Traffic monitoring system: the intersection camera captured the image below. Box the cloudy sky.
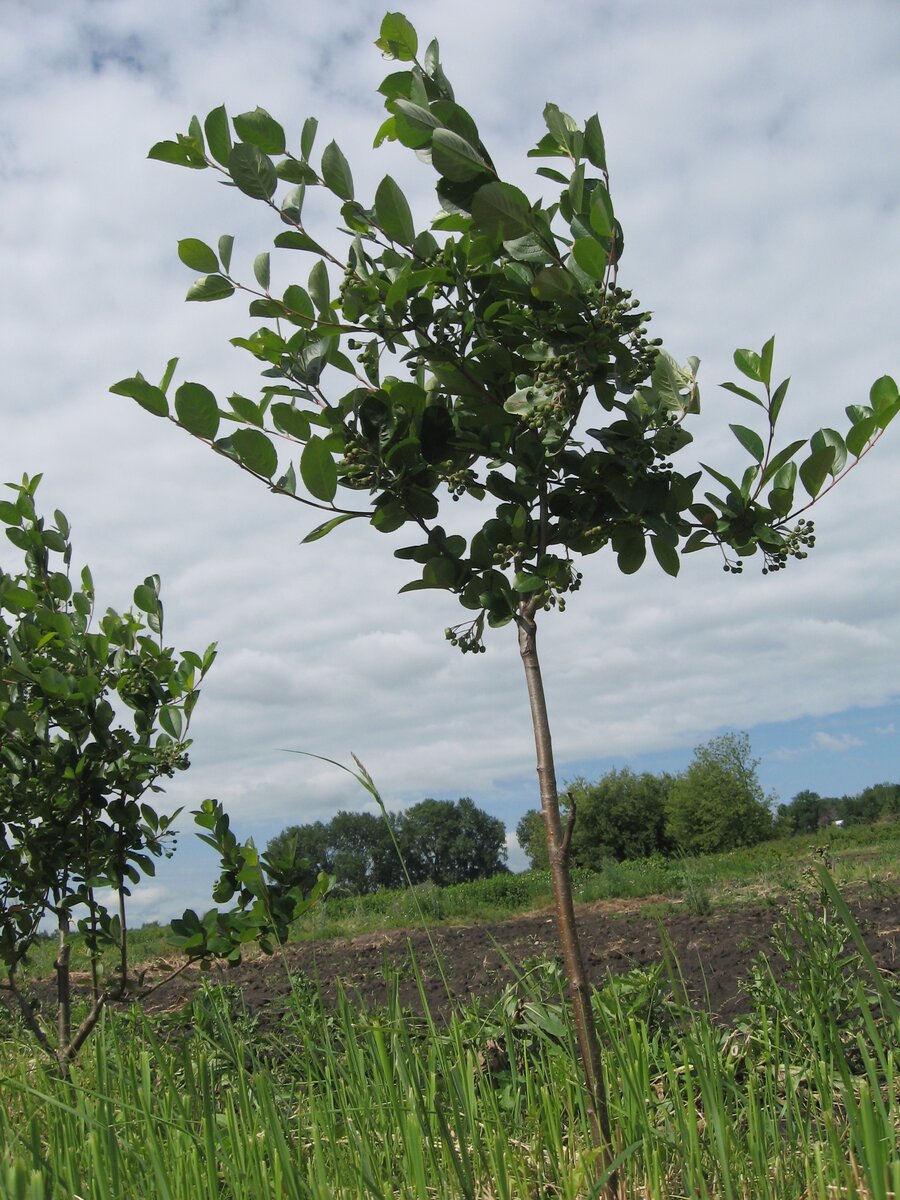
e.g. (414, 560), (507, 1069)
(2, 0), (898, 923)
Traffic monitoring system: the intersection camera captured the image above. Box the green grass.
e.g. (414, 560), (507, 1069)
(1, 886), (897, 1198)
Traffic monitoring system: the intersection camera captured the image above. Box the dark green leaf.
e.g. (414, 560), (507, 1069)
(300, 437), (337, 502)
(375, 175), (416, 244)
(583, 114), (606, 170)
(186, 274), (235, 302)
(233, 106), (286, 155)
(229, 143), (277, 199)
(274, 230), (327, 256)
(231, 429), (278, 478)
(571, 237), (607, 280)
(302, 513), (357, 543)
(616, 530), (646, 575)
(759, 335), (775, 387)
(178, 238), (219, 273)
(769, 376), (790, 424)
(798, 446), (835, 498)
(390, 99), (441, 149)
(39, 666), (71, 696)
(253, 252), (270, 291)
(729, 424), (765, 464)
(471, 181), (532, 241)
(651, 536), (680, 576)
(271, 403), (310, 440)
(810, 428), (847, 476)
(148, 139), (207, 169)
(301, 116), (318, 160)
(204, 105), (232, 166)
(870, 375), (899, 413)
(133, 583), (158, 613)
(282, 285), (315, 324)
(174, 382), (219, 439)
(376, 12), (418, 61)
(276, 159), (318, 184)
(719, 381), (765, 407)
(589, 187), (614, 237)
(218, 235), (234, 272)
(733, 349), (763, 382)
(308, 260), (330, 315)
(321, 141), (354, 200)
(531, 266), (576, 302)
(513, 572), (545, 593)
(760, 439), (805, 486)
(431, 128), (491, 182)
(110, 375), (169, 418)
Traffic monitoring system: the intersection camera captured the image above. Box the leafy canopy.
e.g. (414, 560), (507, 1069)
(114, 12), (898, 652)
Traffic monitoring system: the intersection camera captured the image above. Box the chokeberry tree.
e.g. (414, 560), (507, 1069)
(0, 474), (215, 1073)
(113, 11), (898, 1186)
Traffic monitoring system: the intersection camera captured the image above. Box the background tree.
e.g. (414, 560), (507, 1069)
(518, 768), (672, 869)
(0, 475), (215, 1073)
(266, 796), (506, 894)
(775, 789), (824, 836)
(399, 796), (507, 886)
(115, 11), (897, 1183)
(665, 731), (773, 854)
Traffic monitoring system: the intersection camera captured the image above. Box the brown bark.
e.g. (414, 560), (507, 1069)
(517, 607), (619, 1198)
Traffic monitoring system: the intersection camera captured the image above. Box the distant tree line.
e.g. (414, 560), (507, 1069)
(773, 783), (900, 835)
(266, 797), (507, 896)
(517, 731), (899, 869)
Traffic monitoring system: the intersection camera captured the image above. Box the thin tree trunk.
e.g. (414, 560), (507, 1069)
(517, 607), (619, 1198)
(55, 908), (72, 1077)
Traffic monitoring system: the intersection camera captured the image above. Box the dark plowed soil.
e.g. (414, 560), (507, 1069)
(134, 889), (900, 1029)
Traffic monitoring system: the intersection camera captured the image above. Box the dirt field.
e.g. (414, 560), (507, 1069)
(136, 888), (900, 1029)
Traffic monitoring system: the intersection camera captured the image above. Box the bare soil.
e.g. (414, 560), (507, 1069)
(132, 888), (900, 1029)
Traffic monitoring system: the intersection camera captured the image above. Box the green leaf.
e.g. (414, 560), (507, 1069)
(542, 103), (578, 154)
(133, 583), (158, 613)
(282, 284), (315, 325)
(177, 238), (219, 273)
(147, 139), (207, 169)
(271, 403), (310, 440)
(231, 428), (278, 478)
(719, 381), (765, 407)
(390, 99), (441, 149)
(531, 266), (576, 302)
(759, 335), (775, 386)
(375, 12), (418, 61)
(218, 235), (234, 272)
(302, 512), (358, 543)
(589, 187), (614, 238)
(110, 375), (169, 418)
(233, 107), (286, 155)
(300, 437), (337, 502)
(274, 230), (327, 256)
(159, 706), (184, 740)
(769, 376), (790, 424)
(810, 428), (847, 476)
(513, 571), (545, 594)
(760, 439), (806, 486)
(471, 181), (533, 241)
(870, 375), (899, 413)
(615, 530), (646, 575)
(374, 175), (415, 244)
(651, 536), (680, 576)
(253, 251), (271, 291)
(729, 424), (765, 464)
(583, 114), (606, 170)
(300, 116), (318, 160)
(321, 141), (354, 200)
(431, 128), (490, 182)
(174, 382), (219, 439)
(308, 260), (330, 315)
(798, 445), (835, 498)
(571, 237), (607, 280)
(204, 105), (232, 166)
(39, 666), (71, 696)
(228, 143), (277, 199)
(849, 422), (878, 458)
(159, 357), (179, 395)
(186, 274), (235, 302)
(733, 349), (763, 382)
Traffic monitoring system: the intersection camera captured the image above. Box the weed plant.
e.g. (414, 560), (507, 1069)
(1, 880), (897, 1199)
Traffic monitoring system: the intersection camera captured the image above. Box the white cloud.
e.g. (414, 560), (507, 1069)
(811, 732), (865, 753)
(3, 0), (899, 922)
